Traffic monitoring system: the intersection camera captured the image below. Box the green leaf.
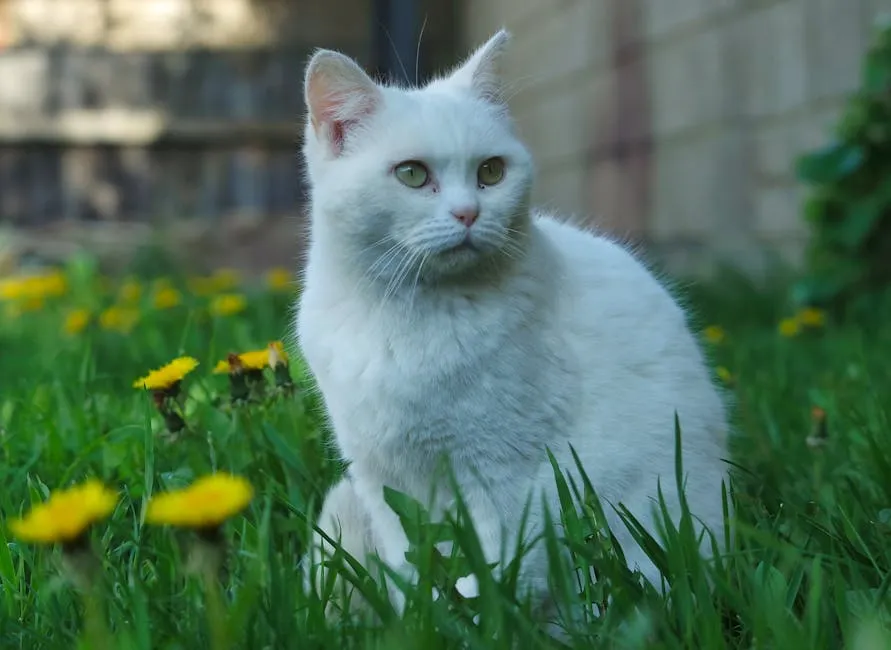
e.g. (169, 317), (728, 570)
(802, 193), (837, 224)
(753, 561), (789, 611)
(863, 50), (891, 93)
(382, 485), (431, 548)
(837, 196), (883, 249)
(796, 144), (864, 184)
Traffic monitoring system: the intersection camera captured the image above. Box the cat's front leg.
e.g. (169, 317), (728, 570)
(350, 471), (415, 613)
(304, 475), (377, 615)
(452, 486), (508, 599)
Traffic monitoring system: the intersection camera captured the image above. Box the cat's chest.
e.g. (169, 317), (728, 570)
(297, 289), (546, 468)
(300, 294), (457, 393)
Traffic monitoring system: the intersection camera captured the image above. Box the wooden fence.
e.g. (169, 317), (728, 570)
(0, 0), (460, 271)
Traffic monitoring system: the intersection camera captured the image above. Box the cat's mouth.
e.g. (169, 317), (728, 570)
(448, 229), (484, 252)
(426, 232), (487, 261)
(453, 238), (479, 252)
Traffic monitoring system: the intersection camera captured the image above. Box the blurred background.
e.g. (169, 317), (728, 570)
(0, 0), (887, 282)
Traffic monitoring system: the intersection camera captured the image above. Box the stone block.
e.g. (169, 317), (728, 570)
(752, 184), (808, 238)
(806, 0), (866, 101)
(649, 131), (749, 239)
(753, 103), (844, 181)
(586, 147), (652, 238)
(466, 0), (587, 45)
(866, 0), (891, 28)
(591, 56), (652, 151)
(504, 1), (604, 96)
(7, 0), (106, 46)
(533, 157), (589, 221)
(648, 26), (729, 136)
(757, 234), (808, 268)
(642, 0), (704, 39)
(514, 74), (601, 166)
(731, 0), (809, 118)
(0, 50), (50, 114)
(641, 0), (738, 40)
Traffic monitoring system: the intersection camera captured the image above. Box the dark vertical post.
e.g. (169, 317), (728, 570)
(373, 0), (419, 85)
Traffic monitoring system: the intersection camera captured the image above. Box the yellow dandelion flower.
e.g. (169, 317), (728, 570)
(133, 356), (200, 390)
(212, 341), (288, 374)
(63, 309), (91, 335)
(99, 305), (140, 333)
(267, 341), (288, 368)
(43, 272), (67, 297)
(187, 276), (214, 296)
(211, 268), (240, 291)
(778, 317), (801, 338)
(213, 359), (232, 374)
(266, 267), (293, 292)
(189, 269), (240, 296)
(797, 307), (826, 328)
(703, 325), (725, 345)
(8, 479), (117, 544)
(153, 287), (182, 310)
(145, 473), (253, 529)
(0, 277), (21, 300)
(119, 279), (142, 304)
(212, 351), (263, 374)
(209, 293), (246, 317)
(20, 296), (44, 313)
(0, 271), (66, 303)
(238, 349), (270, 371)
(269, 341), (293, 389)
(716, 366), (732, 384)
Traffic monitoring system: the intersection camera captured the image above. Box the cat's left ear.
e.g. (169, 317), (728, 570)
(304, 50), (381, 156)
(446, 29), (511, 103)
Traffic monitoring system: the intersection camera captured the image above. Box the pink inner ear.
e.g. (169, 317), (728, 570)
(312, 87), (375, 155)
(331, 121), (346, 153)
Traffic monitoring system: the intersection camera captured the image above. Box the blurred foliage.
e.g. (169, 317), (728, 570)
(795, 19), (891, 317)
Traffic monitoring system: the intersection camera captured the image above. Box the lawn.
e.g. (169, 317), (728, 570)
(0, 259), (889, 649)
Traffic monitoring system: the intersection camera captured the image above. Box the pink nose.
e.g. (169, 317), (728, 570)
(451, 207), (479, 227)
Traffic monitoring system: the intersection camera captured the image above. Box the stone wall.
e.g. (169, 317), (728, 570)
(463, 0), (891, 275)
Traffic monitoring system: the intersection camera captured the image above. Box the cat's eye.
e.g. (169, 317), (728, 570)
(394, 161), (430, 188)
(477, 157), (505, 187)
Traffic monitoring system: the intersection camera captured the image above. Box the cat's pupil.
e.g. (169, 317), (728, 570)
(478, 157), (505, 187)
(395, 161), (429, 188)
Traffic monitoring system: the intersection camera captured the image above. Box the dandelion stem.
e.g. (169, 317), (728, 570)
(202, 564), (229, 650)
(61, 544), (112, 650)
(82, 586), (113, 650)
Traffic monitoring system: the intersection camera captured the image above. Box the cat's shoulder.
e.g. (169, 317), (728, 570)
(532, 212), (655, 280)
(531, 211), (684, 319)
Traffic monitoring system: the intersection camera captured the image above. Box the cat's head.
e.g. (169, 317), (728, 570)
(302, 30), (534, 286)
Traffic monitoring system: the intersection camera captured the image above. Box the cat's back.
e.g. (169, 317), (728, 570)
(532, 213), (690, 352)
(532, 212), (727, 484)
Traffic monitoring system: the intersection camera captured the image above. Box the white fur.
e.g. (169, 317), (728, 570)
(297, 30), (730, 615)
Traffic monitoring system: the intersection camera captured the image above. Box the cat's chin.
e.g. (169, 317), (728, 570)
(417, 242), (488, 280)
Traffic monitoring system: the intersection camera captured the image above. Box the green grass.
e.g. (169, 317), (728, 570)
(1, 261), (890, 649)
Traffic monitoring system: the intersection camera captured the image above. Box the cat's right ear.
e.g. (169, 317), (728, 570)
(446, 29), (511, 103)
(304, 50), (380, 156)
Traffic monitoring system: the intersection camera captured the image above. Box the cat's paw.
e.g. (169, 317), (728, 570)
(455, 574), (479, 599)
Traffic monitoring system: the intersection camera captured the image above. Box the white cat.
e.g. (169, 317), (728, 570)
(296, 29), (730, 617)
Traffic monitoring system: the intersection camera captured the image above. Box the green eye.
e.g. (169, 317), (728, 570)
(477, 157), (505, 187)
(394, 161), (429, 188)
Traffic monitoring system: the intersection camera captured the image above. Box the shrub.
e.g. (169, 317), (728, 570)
(795, 19), (891, 315)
